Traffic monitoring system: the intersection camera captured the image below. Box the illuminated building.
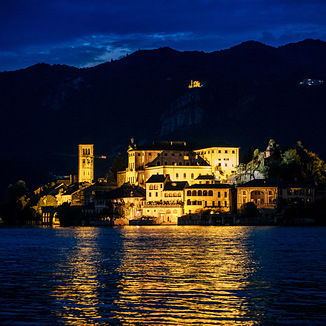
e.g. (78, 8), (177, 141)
(188, 80), (202, 88)
(142, 174), (187, 224)
(236, 179), (278, 211)
(184, 183), (232, 214)
(78, 144), (94, 183)
(121, 140), (239, 186)
(194, 146), (240, 182)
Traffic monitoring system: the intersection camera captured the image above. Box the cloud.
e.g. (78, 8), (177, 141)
(0, 0), (326, 70)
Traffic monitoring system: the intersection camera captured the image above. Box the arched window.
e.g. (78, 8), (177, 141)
(187, 199), (191, 205)
(198, 190), (202, 196)
(192, 190), (197, 196)
(183, 173), (186, 179)
(169, 193), (173, 197)
(187, 190), (191, 196)
(208, 190), (213, 196)
(164, 193), (168, 197)
(173, 193), (177, 197)
(191, 173), (194, 179)
(178, 192), (181, 197)
(149, 185), (153, 190)
(203, 190), (208, 196)
(192, 200), (197, 205)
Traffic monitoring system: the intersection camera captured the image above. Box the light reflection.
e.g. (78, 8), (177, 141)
(50, 228), (103, 325)
(112, 226), (260, 325)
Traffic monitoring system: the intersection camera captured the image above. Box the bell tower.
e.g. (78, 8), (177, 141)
(78, 144), (94, 183)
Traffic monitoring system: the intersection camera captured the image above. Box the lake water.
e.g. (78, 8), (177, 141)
(0, 226), (325, 325)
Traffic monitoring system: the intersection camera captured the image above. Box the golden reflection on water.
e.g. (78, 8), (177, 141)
(113, 226), (259, 325)
(50, 228), (102, 325)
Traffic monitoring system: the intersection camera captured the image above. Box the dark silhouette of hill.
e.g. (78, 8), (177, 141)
(1, 39), (326, 202)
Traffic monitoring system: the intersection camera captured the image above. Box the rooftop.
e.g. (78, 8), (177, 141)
(146, 174), (169, 183)
(164, 181), (188, 191)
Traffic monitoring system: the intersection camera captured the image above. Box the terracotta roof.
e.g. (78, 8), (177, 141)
(236, 179), (315, 188)
(146, 174), (168, 183)
(195, 174), (216, 180)
(186, 183), (231, 189)
(164, 181), (188, 191)
(106, 184), (146, 199)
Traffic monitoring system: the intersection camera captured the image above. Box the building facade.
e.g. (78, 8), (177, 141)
(78, 144), (94, 183)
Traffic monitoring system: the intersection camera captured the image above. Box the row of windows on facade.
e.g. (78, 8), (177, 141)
(148, 192), (182, 197)
(187, 199), (228, 206)
(187, 190), (228, 197)
(129, 152), (194, 157)
(242, 190), (275, 196)
(82, 148), (91, 155)
(200, 149), (236, 155)
(286, 189), (312, 196)
(146, 209), (179, 214)
(243, 198), (276, 205)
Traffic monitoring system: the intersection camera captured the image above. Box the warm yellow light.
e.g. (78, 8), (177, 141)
(188, 80), (202, 88)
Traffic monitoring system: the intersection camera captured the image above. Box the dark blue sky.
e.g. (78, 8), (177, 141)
(1, 0), (326, 71)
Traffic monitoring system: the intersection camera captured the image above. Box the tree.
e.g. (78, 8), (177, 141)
(0, 180), (41, 225)
(240, 202), (259, 218)
(106, 153), (127, 186)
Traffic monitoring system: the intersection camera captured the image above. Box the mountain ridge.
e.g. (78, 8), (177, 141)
(1, 39), (326, 202)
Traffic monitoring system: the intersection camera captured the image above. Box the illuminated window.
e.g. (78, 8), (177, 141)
(203, 190), (207, 196)
(187, 190), (191, 196)
(187, 199), (191, 205)
(183, 173), (186, 179)
(191, 173), (194, 179)
(176, 173), (179, 179)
